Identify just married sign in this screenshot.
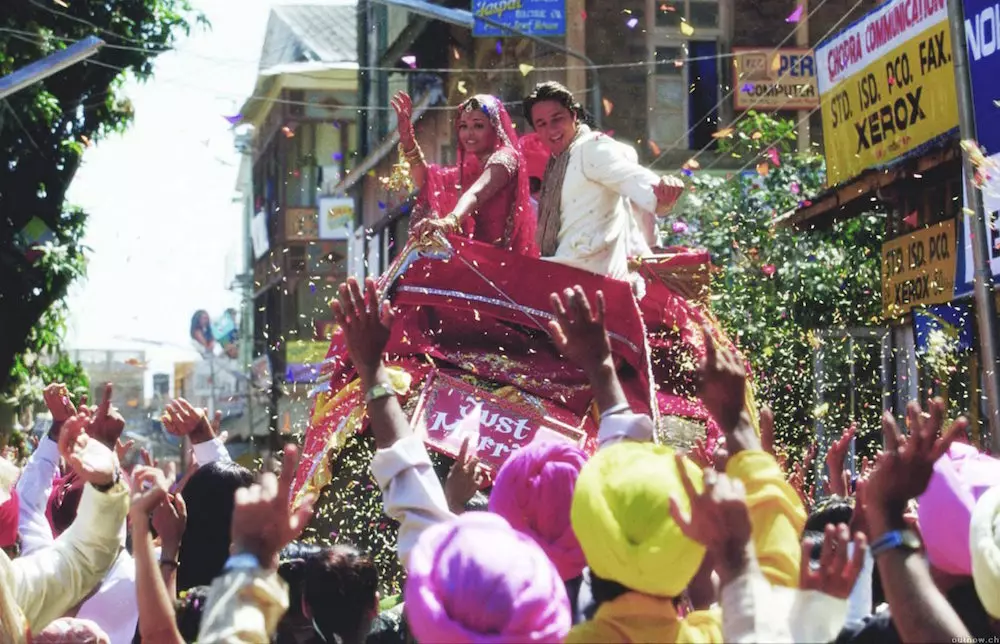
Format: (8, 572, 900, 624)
(411, 371, 587, 481)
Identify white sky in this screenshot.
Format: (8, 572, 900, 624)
(63, 0, 340, 376)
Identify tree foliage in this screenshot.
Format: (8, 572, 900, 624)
(0, 0, 200, 415)
(666, 112, 887, 460)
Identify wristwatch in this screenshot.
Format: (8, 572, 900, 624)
(93, 468, 122, 493)
(870, 529, 921, 558)
(224, 552, 261, 572)
(365, 382, 397, 403)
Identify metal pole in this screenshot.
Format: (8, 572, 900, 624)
(0, 36, 104, 100)
(947, 0, 1000, 452)
(794, 0, 811, 152)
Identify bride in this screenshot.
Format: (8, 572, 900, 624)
(392, 91, 538, 257)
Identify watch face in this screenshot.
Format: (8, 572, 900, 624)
(901, 530, 922, 550)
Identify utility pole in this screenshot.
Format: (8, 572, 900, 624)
(947, 0, 1000, 452)
(795, 0, 811, 153)
(0, 36, 103, 100)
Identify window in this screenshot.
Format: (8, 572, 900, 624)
(648, 43, 720, 150)
(654, 0, 719, 29)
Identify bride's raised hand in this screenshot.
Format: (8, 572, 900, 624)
(392, 91, 415, 147)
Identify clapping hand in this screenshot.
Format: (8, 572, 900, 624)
(230, 445, 315, 570)
(800, 523, 868, 599)
(548, 286, 613, 378)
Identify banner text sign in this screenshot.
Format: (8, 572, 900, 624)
(817, 0, 959, 186)
(733, 48, 819, 110)
(882, 219, 957, 318)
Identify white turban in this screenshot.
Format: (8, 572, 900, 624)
(970, 484, 1000, 618)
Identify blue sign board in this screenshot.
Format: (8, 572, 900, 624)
(472, 0, 566, 37)
(964, 0, 1000, 154)
(913, 301, 975, 354)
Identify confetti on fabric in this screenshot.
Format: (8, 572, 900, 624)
(53, 0, 69, 7)
(603, 98, 614, 116)
(627, 17, 639, 28)
(786, 5, 804, 22)
(452, 47, 461, 60)
(660, 3, 675, 10)
(519, 63, 535, 76)
(680, 21, 695, 35)
(401, 55, 417, 68)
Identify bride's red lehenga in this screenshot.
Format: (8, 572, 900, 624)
(291, 97, 752, 504)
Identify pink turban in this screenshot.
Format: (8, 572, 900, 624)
(488, 442, 587, 581)
(405, 512, 571, 643)
(918, 442, 1000, 576)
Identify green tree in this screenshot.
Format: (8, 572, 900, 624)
(0, 1, 200, 424)
(666, 111, 886, 461)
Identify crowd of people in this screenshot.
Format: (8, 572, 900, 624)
(0, 273, 997, 643)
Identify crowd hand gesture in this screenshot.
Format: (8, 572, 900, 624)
(152, 492, 187, 552)
(115, 439, 135, 464)
(43, 383, 77, 423)
(231, 444, 315, 570)
(548, 286, 613, 378)
(800, 523, 868, 599)
(129, 466, 169, 526)
(445, 437, 483, 514)
(58, 410, 117, 488)
(825, 423, 856, 497)
(391, 91, 416, 148)
(85, 383, 125, 449)
(654, 175, 685, 214)
(669, 453, 753, 582)
(866, 399, 967, 515)
(788, 443, 817, 510)
(698, 326, 761, 458)
(332, 277, 394, 379)
(161, 398, 217, 445)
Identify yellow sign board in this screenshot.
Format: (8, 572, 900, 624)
(733, 48, 819, 111)
(816, 0, 958, 187)
(881, 219, 957, 318)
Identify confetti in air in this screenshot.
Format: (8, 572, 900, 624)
(902, 211, 919, 228)
(603, 98, 614, 116)
(786, 5, 804, 22)
(756, 161, 770, 176)
(672, 220, 689, 234)
(401, 55, 417, 68)
(496, 40, 503, 55)
(741, 83, 754, 93)
(680, 21, 695, 35)
(457, 80, 468, 95)
(223, 115, 242, 125)
(626, 17, 639, 28)
(712, 127, 735, 139)
(766, 148, 781, 166)
(648, 140, 662, 155)
(519, 63, 535, 76)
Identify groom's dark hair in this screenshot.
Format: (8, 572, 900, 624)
(522, 81, 587, 126)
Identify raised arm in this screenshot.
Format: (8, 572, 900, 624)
(393, 92, 428, 191)
(581, 136, 684, 215)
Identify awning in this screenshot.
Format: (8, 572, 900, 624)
(369, 0, 474, 29)
(775, 139, 961, 230)
(239, 61, 359, 127)
(329, 85, 444, 195)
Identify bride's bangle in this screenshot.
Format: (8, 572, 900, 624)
(400, 141, 424, 163)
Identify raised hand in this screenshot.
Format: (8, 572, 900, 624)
(445, 436, 482, 514)
(161, 398, 215, 445)
(654, 175, 685, 214)
(230, 444, 315, 570)
(43, 383, 76, 423)
(825, 423, 856, 497)
(697, 325, 746, 435)
(866, 399, 967, 514)
(800, 523, 868, 599)
(669, 453, 752, 563)
(391, 91, 416, 147)
(59, 411, 117, 488)
(152, 492, 187, 552)
(548, 286, 612, 377)
(129, 466, 169, 521)
(332, 277, 394, 378)
(115, 439, 135, 464)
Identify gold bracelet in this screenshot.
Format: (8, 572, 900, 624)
(400, 141, 423, 162)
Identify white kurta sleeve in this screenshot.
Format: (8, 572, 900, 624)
(597, 413, 655, 449)
(580, 137, 660, 214)
(720, 570, 793, 643)
(192, 437, 232, 466)
(10, 483, 129, 633)
(15, 438, 60, 555)
(370, 436, 455, 568)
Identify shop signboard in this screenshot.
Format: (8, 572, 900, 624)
(472, 0, 566, 37)
(318, 197, 354, 240)
(882, 219, 958, 318)
(955, 0, 1000, 296)
(733, 48, 819, 111)
(816, 0, 959, 186)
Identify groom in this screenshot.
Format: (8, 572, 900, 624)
(524, 81, 684, 281)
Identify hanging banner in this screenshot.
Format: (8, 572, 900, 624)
(816, 0, 959, 187)
(733, 48, 819, 111)
(956, 166, 1000, 296)
(882, 219, 958, 318)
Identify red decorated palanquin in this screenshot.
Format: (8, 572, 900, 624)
(291, 235, 756, 503)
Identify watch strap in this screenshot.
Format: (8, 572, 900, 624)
(365, 382, 396, 403)
(92, 468, 121, 493)
(871, 529, 920, 557)
(224, 552, 261, 572)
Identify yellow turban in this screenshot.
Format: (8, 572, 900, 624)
(571, 441, 706, 598)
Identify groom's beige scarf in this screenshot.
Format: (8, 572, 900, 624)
(535, 124, 591, 257)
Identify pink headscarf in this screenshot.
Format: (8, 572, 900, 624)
(488, 442, 587, 581)
(405, 512, 571, 643)
(918, 442, 1000, 575)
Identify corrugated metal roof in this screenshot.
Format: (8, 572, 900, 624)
(259, 3, 358, 70)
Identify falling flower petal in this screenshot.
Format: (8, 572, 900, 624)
(519, 63, 535, 76)
(672, 220, 689, 234)
(786, 4, 804, 22)
(674, 58, 684, 68)
(457, 80, 468, 95)
(627, 17, 639, 28)
(603, 98, 614, 115)
(712, 127, 734, 139)
(762, 264, 776, 277)
(648, 140, 662, 155)
(903, 211, 919, 228)
(680, 21, 695, 35)
(495, 40, 502, 55)
(684, 158, 701, 170)
(756, 161, 770, 176)
(224, 114, 242, 125)
(766, 148, 781, 166)
(401, 55, 417, 68)
(332, 152, 343, 161)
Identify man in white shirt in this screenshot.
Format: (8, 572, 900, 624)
(525, 81, 685, 281)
